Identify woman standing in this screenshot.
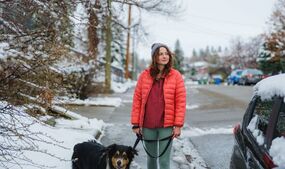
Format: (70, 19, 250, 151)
(131, 43, 186, 169)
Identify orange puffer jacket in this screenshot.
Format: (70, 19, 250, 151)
(131, 68, 186, 128)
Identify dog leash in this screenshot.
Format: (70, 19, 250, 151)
(133, 134, 173, 158)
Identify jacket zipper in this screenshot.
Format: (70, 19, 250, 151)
(141, 78, 154, 127)
(163, 77, 168, 128)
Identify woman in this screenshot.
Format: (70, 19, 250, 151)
(131, 43, 186, 169)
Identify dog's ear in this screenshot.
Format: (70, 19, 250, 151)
(128, 146, 138, 156)
(106, 144, 117, 153)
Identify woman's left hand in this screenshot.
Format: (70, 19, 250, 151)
(172, 127, 181, 138)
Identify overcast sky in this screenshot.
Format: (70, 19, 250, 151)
(135, 0, 277, 59)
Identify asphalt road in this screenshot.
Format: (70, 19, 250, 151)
(186, 84, 254, 169)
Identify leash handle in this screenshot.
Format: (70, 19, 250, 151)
(141, 135, 173, 158)
(132, 134, 142, 149)
(133, 134, 173, 158)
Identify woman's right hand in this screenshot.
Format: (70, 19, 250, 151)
(132, 127, 142, 136)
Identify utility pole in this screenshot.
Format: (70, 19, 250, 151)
(125, 4, 131, 79)
(132, 27, 137, 80)
(105, 0, 112, 93)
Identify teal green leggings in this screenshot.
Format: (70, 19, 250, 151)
(142, 127, 173, 169)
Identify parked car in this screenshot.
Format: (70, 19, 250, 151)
(227, 69, 243, 85)
(230, 74, 285, 169)
(238, 69, 263, 85)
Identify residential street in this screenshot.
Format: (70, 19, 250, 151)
(185, 84, 253, 169)
(72, 83, 254, 169)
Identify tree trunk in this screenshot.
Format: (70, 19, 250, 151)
(104, 0, 112, 93)
(88, 6, 99, 61)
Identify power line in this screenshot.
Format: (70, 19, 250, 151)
(188, 12, 262, 28)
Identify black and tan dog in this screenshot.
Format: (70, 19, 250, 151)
(72, 140, 137, 169)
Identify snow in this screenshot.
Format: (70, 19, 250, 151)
(190, 61, 208, 68)
(247, 115, 265, 146)
(111, 80, 136, 93)
(173, 137, 208, 169)
(183, 127, 232, 137)
(54, 96, 122, 107)
(0, 101, 105, 169)
(0, 42, 22, 60)
(71, 2, 88, 54)
(0, 42, 10, 59)
(270, 137, 285, 168)
(53, 57, 93, 74)
(186, 104, 199, 110)
(254, 74, 285, 100)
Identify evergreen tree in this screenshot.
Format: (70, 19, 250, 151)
(257, 0, 285, 74)
(258, 37, 284, 74)
(173, 39, 184, 74)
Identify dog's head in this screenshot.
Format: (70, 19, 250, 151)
(106, 144, 138, 169)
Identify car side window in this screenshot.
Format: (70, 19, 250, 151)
(253, 97, 273, 135)
(247, 97, 274, 146)
(276, 103, 285, 137)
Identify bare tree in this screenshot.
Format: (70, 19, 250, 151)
(0, 1, 73, 167)
(228, 37, 246, 69)
(0, 61, 67, 168)
(243, 35, 264, 68)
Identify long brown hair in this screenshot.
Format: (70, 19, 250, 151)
(149, 46, 173, 79)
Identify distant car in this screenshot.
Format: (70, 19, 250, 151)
(227, 69, 243, 85)
(238, 69, 263, 85)
(230, 74, 285, 169)
(212, 74, 223, 85)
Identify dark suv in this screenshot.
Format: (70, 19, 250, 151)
(230, 74, 285, 169)
(238, 69, 263, 85)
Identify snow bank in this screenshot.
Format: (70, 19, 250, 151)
(54, 96, 122, 107)
(0, 101, 106, 169)
(173, 137, 208, 169)
(111, 79, 136, 93)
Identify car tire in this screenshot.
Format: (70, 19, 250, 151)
(229, 146, 247, 169)
(229, 157, 237, 169)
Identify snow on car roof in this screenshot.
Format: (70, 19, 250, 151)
(254, 74, 285, 101)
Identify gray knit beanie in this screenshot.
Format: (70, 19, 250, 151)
(151, 43, 168, 57)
